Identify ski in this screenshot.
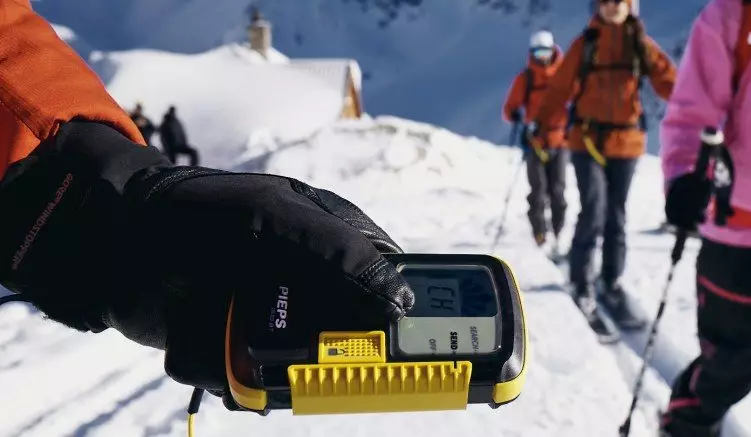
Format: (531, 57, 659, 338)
(543, 246, 621, 344)
(595, 283, 649, 332)
(584, 306, 621, 345)
(645, 222, 700, 240)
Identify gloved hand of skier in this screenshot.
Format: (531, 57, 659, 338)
(526, 121, 540, 137)
(0, 121, 415, 405)
(665, 172, 713, 231)
(510, 109, 522, 123)
(519, 122, 540, 153)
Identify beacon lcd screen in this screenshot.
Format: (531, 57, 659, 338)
(395, 264, 501, 356)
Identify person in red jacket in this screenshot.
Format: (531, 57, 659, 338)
(503, 30, 570, 250)
(0, 0, 414, 407)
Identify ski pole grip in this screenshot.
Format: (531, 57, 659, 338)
(696, 127, 724, 177)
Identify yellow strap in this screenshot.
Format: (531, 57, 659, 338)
(580, 120, 607, 166)
(527, 136, 549, 163)
(582, 135, 607, 166)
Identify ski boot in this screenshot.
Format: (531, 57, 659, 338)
(659, 409, 724, 437)
(599, 280, 648, 331)
(572, 283, 620, 344)
(549, 234, 564, 262)
(534, 232, 547, 247)
(659, 423, 722, 437)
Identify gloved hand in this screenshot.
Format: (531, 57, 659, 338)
(509, 109, 522, 123)
(665, 172, 713, 231)
(0, 121, 415, 404)
(526, 122, 541, 139)
(519, 122, 540, 152)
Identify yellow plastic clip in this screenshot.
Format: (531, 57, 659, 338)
(286, 331, 473, 415)
(580, 120, 607, 166)
(529, 137, 550, 163)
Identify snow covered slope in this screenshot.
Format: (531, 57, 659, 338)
(2, 115, 750, 437)
(89, 43, 363, 169)
(34, 0, 706, 153)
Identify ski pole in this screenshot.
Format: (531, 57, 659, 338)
(490, 157, 526, 249)
(619, 127, 724, 437)
(490, 122, 525, 250)
(618, 229, 687, 437)
(509, 121, 521, 149)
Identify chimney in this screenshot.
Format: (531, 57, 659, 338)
(248, 7, 272, 59)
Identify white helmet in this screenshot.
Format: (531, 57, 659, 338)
(530, 30, 554, 49)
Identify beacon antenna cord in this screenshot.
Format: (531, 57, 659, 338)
(187, 388, 205, 437)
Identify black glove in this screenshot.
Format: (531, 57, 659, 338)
(0, 121, 415, 403)
(519, 122, 540, 151)
(665, 173, 713, 231)
(526, 121, 541, 138)
(510, 109, 522, 123)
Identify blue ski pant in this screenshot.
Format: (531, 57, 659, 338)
(526, 147, 568, 238)
(568, 152, 637, 286)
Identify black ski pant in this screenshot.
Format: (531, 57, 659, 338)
(526, 147, 568, 237)
(568, 152, 637, 286)
(662, 239, 751, 437)
(165, 145, 199, 166)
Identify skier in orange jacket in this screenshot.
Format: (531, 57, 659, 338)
(503, 30, 570, 250)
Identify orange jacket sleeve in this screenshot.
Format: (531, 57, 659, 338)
(536, 37, 584, 129)
(644, 36, 677, 101)
(0, 0, 144, 180)
(502, 72, 526, 123)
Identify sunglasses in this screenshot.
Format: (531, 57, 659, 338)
(531, 48, 554, 60)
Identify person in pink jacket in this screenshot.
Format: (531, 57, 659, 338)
(660, 0, 751, 436)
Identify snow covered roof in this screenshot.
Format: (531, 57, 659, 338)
(52, 23, 95, 59)
(289, 59, 362, 94)
(96, 43, 363, 169)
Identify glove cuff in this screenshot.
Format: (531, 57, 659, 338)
(0, 121, 172, 334)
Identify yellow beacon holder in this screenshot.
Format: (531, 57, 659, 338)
(224, 253, 528, 416)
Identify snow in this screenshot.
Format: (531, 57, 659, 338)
(2, 112, 751, 436)
(51, 24, 76, 42)
(33, 0, 707, 154)
(91, 44, 346, 169)
(1, 3, 749, 436)
(86, 40, 360, 171)
(50, 23, 95, 61)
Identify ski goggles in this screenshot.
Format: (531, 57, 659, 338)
(531, 47, 554, 60)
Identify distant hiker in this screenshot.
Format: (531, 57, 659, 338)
(129, 102, 156, 146)
(660, 0, 751, 436)
(503, 30, 569, 252)
(535, 0, 676, 341)
(159, 106, 199, 166)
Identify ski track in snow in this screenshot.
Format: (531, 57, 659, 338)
(1, 118, 750, 437)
